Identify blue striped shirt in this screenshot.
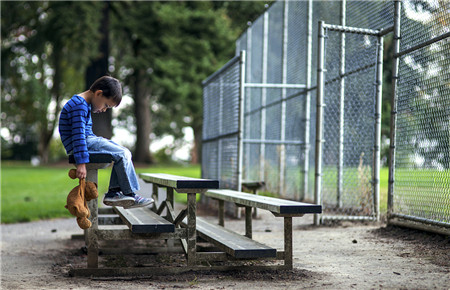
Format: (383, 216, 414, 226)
(58, 95, 95, 164)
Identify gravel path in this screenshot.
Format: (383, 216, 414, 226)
(1, 210, 449, 289)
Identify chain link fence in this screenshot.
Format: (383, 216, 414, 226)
(202, 0, 450, 233)
(202, 56, 242, 190)
(317, 24, 384, 221)
(388, 1, 450, 234)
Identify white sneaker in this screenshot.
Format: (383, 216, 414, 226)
(124, 193, 154, 209)
(103, 191, 135, 207)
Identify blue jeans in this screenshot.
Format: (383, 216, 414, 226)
(86, 136, 140, 194)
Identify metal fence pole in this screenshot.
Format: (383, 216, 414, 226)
(279, 1, 289, 196)
(218, 76, 223, 181)
(302, 0, 313, 201)
(388, 0, 401, 217)
(314, 21, 326, 225)
(238, 50, 246, 192)
(337, 0, 346, 208)
(374, 34, 383, 222)
(245, 26, 252, 182)
(260, 11, 269, 183)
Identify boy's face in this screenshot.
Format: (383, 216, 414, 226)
(92, 90, 117, 113)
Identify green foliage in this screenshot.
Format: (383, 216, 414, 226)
(1, 1, 103, 162)
(2, 1, 270, 164)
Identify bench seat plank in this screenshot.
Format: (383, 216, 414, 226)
(69, 153, 113, 164)
(139, 173, 219, 190)
(206, 189, 321, 215)
(114, 207, 175, 234)
(195, 217, 276, 259)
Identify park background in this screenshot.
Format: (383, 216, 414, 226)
(0, 1, 432, 225)
(1, 1, 274, 223)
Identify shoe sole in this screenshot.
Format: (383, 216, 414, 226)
(124, 200, 154, 209)
(103, 198, 135, 208)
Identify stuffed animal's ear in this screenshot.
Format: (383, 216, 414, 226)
(68, 169, 77, 179)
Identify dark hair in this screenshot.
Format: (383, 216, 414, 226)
(89, 76, 122, 106)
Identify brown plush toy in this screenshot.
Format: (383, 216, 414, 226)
(65, 169, 99, 229)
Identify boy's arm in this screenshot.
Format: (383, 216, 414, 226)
(71, 104, 90, 166)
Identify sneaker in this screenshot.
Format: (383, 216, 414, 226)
(124, 193, 154, 209)
(103, 191, 135, 208)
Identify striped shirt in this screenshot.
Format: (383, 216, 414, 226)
(58, 95, 95, 164)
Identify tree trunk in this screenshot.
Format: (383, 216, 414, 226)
(86, 1, 112, 139)
(38, 45, 62, 164)
(133, 68, 153, 164)
(191, 123, 202, 164)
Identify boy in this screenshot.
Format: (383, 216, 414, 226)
(59, 76, 153, 208)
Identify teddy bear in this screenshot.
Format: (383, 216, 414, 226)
(65, 169, 99, 229)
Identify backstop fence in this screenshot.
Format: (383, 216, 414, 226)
(387, 1, 450, 235)
(202, 0, 449, 234)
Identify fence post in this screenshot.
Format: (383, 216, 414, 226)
(314, 21, 326, 225)
(337, 0, 347, 208)
(279, 1, 289, 196)
(388, 0, 401, 218)
(302, 0, 313, 201)
(260, 11, 269, 183)
(238, 50, 246, 192)
(373, 35, 384, 222)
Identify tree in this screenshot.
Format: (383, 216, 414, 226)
(151, 1, 269, 163)
(110, 1, 162, 163)
(86, 1, 112, 139)
(1, 1, 101, 163)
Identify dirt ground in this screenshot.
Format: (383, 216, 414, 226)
(1, 209, 449, 289)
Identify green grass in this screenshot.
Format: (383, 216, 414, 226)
(0, 162, 392, 223)
(1, 162, 200, 224)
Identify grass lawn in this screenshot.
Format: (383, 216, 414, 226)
(1, 161, 390, 224)
(1, 162, 200, 224)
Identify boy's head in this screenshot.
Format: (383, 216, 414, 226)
(89, 76, 122, 113)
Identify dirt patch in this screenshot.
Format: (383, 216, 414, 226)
(1, 212, 449, 289)
(370, 225, 450, 268)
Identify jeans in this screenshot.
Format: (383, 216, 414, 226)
(86, 136, 140, 194)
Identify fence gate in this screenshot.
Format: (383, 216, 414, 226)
(315, 22, 386, 223)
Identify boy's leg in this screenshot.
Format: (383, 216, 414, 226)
(86, 136, 153, 208)
(87, 136, 140, 193)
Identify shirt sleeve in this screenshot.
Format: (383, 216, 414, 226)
(70, 103, 90, 164)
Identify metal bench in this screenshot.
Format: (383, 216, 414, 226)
(205, 189, 322, 269)
(114, 206, 175, 234)
(194, 217, 276, 259)
(70, 173, 219, 277)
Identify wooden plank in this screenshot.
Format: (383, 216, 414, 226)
(98, 214, 122, 225)
(69, 153, 112, 164)
(242, 180, 265, 189)
(114, 207, 175, 234)
(139, 173, 219, 190)
(194, 217, 276, 259)
(206, 189, 322, 215)
(97, 226, 186, 240)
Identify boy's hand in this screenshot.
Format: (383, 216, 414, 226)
(76, 163, 87, 180)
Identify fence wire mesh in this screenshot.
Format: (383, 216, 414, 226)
(320, 28, 380, 219)
(202, 0, 450, 232)
(390, 1, 450, 232)
(202, 56, 241, 190)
